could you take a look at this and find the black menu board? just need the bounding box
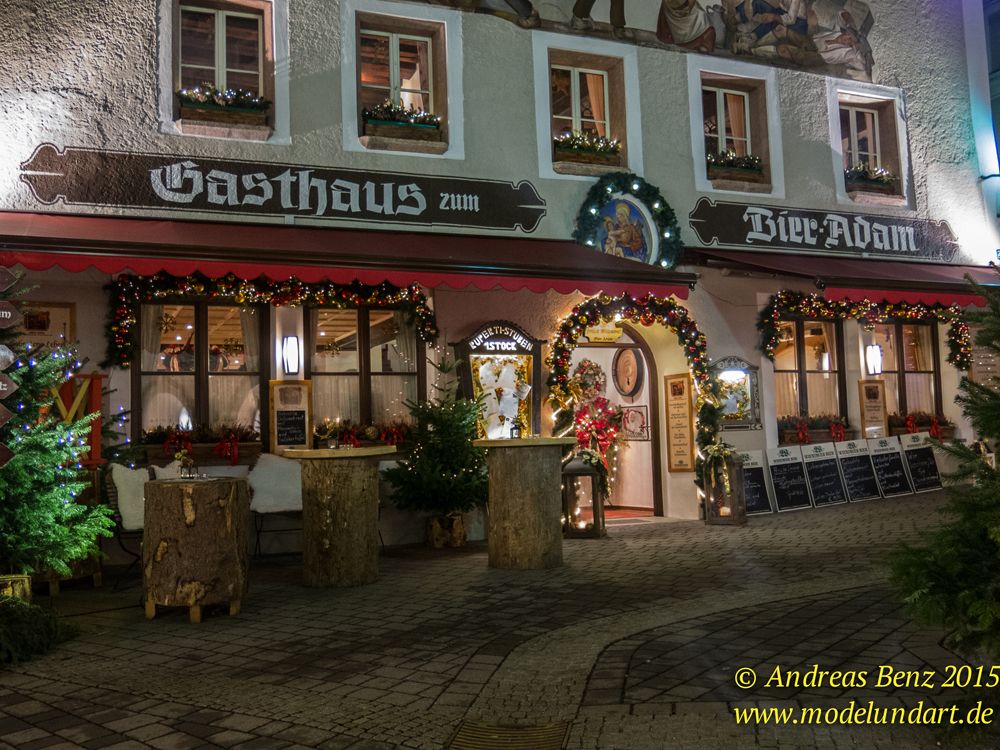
[900,433,942,492]
[869,437,914,497]
[766,446,812,511]
[834,440,881,502]
[276,410,307,447]
[802,443,848,507]
[738,451,773,515]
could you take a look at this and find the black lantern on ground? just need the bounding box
[703,452,747,525]
[561,457,607,538]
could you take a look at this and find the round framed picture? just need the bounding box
[612,347,644,398]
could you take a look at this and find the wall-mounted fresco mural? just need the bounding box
[409,0,874,81]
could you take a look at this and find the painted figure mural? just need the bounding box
[409,0,874,81]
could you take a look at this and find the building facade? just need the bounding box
[1,0,997,527]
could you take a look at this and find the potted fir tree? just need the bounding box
[382,358,487,548]
[0,282,114,600]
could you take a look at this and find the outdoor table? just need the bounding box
[143,477,250,623]
[473,437,577,570]
[283,446,397,588]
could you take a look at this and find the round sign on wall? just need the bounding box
[612,347,643,398]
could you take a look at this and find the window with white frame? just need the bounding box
[840,104,881,168]
[702,86,751,157]
[358,30,434,113]
[179,5,264,94]
[550,65,609,140]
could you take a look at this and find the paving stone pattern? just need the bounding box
[0,492,994,749]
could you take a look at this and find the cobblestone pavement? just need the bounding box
[1,492,996,749]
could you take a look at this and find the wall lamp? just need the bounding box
[282,335,300,376]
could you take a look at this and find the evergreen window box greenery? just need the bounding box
[176,83,271,127]
[706,151,765,184]
[553,131,622,167]
[844,163,898,195]
[361,101,443,143]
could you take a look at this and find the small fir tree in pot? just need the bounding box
[891,275,1000,660]
[383,358,487,548]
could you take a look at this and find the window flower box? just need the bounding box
[180,103,269,127]
[362,119,443,142]
[707,165,767,184]
[553,147,622,167]
[780,428,859,445]
[141,442,262,468]
[845,178,898,195]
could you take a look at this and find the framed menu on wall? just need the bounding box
[664,373,695,472]
[858,379,888,439]
[269,380,313,454]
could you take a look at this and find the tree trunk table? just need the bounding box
[143,478,250,624]
[473,438,577,570]
[283,446,397,588]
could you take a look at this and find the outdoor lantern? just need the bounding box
[560,456,607,539]
[282,336,300,375]
[704,452,747,526]
[865,344,883,375]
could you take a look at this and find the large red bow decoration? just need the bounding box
[929,417,942,439]
[829,421,846,442]
[213,431,240,465]
[163,428,193,456]
[905,414,917,434]
[796,419,811,445]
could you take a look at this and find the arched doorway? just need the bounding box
[548,293,720,518]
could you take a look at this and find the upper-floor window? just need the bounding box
[179,5,264,94]
[703,86,750,157]
[550,66,609,140]
[359,30,433,114]
[547,49,625,174]
[699,73,770,190]
[356,13,448,154]
[836,95,903,200]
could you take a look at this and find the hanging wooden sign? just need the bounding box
[664,373,694,472]
[858,379,888,439]
[0,373,17,401]
[0,443,13,469]
[20,144,547,233]
[0,267,15,292]
[0,404,11,430]
[0,301,23,330]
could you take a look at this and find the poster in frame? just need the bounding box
[17,301,76,348]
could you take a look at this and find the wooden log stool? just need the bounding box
[143,477,250,623]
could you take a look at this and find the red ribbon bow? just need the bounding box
[929,417,941,439]
[213,432,239,465]
[829,421,846,442]
[796,419,811,444]
[163,428,193,456]
[905,414,918,434]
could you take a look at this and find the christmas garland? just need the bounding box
[102,272,439,369]
[548,292,722,471]
[572,173,683,269]
[757,291,971,371]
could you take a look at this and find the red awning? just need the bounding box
[0,211,695,299]
[687,248,998,307]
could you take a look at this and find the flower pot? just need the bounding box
[179,104,269,126]
[707,165,766,184]
[426,513,466,549]
[553,148,621,167]
[0,574,32,602]
[363,120,443,142]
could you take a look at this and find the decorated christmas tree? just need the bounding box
[891,278,1000,656]
[383,356,487,517]
[0,278,113,577]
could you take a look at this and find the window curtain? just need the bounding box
[724,92,746,154]
[392,311,418,373]
[371,375,418,424]
[239,308,260,371]
[141,305,164,371]
[583,73,606,136]
[775,373,799,418]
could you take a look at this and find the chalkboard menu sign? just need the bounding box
[834,440,881,502]
[900,432,942,492]
[802,442,848,507]
[269,380,313,453]
[868,437,914,497]
[766,445,812,512]
[738,450,773,515]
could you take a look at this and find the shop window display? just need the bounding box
[773,319,843,420]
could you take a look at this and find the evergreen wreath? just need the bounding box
[572,172,683,269]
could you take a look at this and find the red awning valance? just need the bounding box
[0,211,695,300]
[687,248,997,307]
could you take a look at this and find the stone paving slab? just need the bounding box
[1,492,997,749]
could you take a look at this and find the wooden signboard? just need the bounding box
[737,450,773,515]
[968,326,1000,384]
[868,437,914,497]
[664,373,695,472]
[858,379,888,439]
[801,442,849,507]
[900,432,942,492]
[766,445,812,512]
[269,380,312,454]
[834,439,881,502]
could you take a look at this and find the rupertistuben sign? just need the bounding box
[689,197,958,262]
[19,143,547,233]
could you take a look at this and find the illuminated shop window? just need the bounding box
[773,320,845,420]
